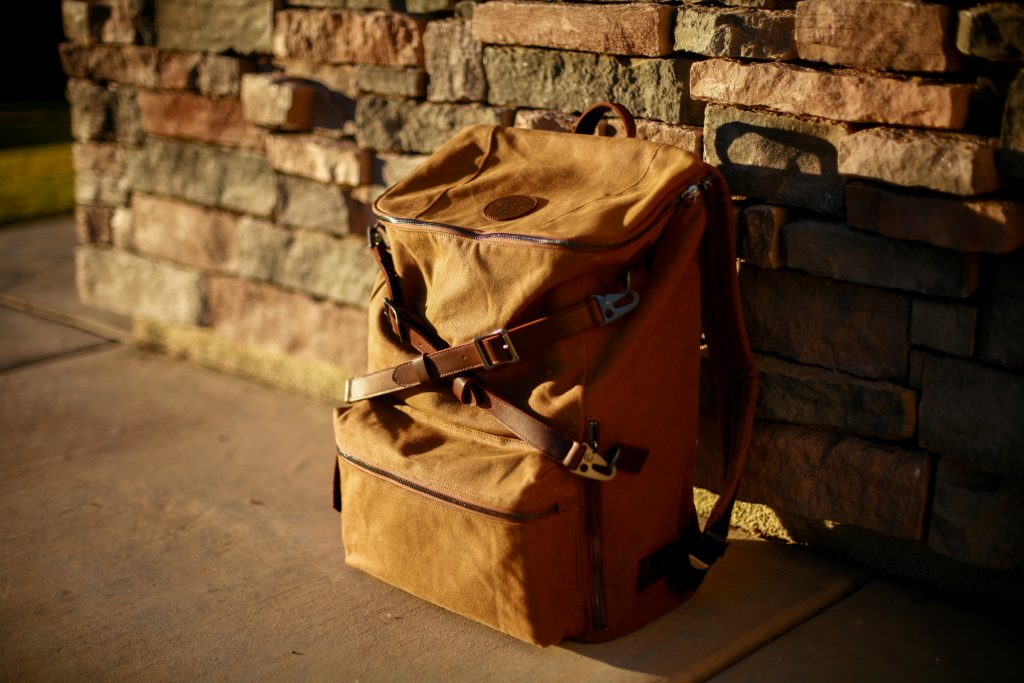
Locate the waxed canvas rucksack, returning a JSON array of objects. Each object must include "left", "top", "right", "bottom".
[{"left": 332, "top": 102, "right": 758, "bottom": 646}]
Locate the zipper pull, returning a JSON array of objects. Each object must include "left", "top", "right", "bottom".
[
  {"left": 587, "top": 419, "right": 600, "bottom": 451},
  {"left": 681, "top": 177, "right": 712, "bottom": 205},
  {"left": 681, "top": 184, "right": 702, "bottom": 204}
]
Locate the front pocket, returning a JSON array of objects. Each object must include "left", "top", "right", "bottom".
[{"left": 334, "top": 400, "right": 585, "bottom": 646}]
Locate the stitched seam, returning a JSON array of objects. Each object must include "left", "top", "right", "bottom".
[
  {"left": 346, "top": 460, "right": 562, "bottom": 524},
  {"left": 415, "top": 125, "right": 499, "bottom": 221},
  {"left": 534, "top": 142, "right": 671, "bottom": 231}
]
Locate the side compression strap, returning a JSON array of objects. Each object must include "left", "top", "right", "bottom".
[
  {"left": 699, "top": 165, "right": 758, "bottom": 546},
  {"left": 664, "top": 166, "right": 759, "bottom": 593}
]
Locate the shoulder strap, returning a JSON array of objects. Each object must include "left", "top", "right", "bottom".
[{"left": 682, "top": 165, "right": 759, "bottom": 586}]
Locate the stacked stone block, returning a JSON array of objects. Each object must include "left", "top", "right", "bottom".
[
  {"left": 693, "top": 0, "right": 1024, "bottom": 583},
  {"left": 61, "top": 1, "right": 1024, "bottom": 592}
]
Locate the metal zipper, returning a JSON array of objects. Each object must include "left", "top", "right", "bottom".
[
  {"left": 374, "top": 179, "right": 704, "bottom": 253},
  {"left": 337, "top": 448, "right": 559, "bottom": 523},
  {"left": 585, "top": 419, "right": 608, "bottom": 630},
  {"left": 377, "top": 213, "right": 605, "bottom": 249}
]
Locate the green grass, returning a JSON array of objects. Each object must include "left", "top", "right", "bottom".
[
  {"left": 0, "top": 142, "right": 75, "bottom": 225},
  {"left": 0, "top": 103, "right": 77, "bottom": 225}
]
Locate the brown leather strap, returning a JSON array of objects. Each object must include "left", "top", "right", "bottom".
[
  {"left": 692, "top": 164, "right": 759, "bottom": 566},
  {"left": 573, "top": 101, "right": 637, "bottom": 139},
  {"left": 346, "top": 296, "right": 624, "bottom": 402},
  {"left": 360, "top": 237, "right": 621, "bottom": 479},
  {"left": 369, "top": 224, "right": 406, "bottom": 339},
  {"left": 385, "top": 309, "right": 618, "bottom": 480}
]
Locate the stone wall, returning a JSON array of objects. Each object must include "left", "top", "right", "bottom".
[{"left": 61, "top": 0, "right": 1024, "bottom": 596}]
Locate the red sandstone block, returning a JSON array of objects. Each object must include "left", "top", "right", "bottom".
[
  {"left": 138, "top": 91, "right": 266, "bottom": 149},
  {"left": 62, "top": 1, "right": 96, "bottom": 45},
  {"left": 75, "top": 246, "right": 206, "bottom": 326},
  {"left": 740, "top": 264, "right": 911, "bottom": 381},
  {"left": 272, "top": 9, "right": 425, "bottom": 67},
  {"left": 690, "top": 58, "right": 971, "bottom": 129},
  {"left": 473, "top": 1, "right": 674, "bottom": 57},
  {"left": 846, "top": 182, "right": 1024, "bottom": 254},
  {"left": 838, "top": 128, "right": 1003, "bottom": 196},
  {"left": 918, "top": 352, "right": 1024, "bottom": 478},
  {"left": 67, "top": 79, "right": 113, "bottom": 142},
  {"left": 424, "top": 19, "right": 484, "bottom": 102},
  {"left": 207, "top": 276, "right": 369, "bottom": 371},
  {"left": 739, "top": 205, "right": 789, "bottom": 268},
  {"left": 72, "top": 142, "right": 125, "bottom": 176},
  {"left": 158, "top": 51, "right": 202, "bottom": 90},
  {"left": 796, "top": 0, "right": 961, "bottom": 72},
  {"left": 241, "top": 72, "right": 348, "bottom": 132},
  {"left": 956, "top": 4, "right": 1024, "bottom": 61},
  {"left": 911, "top": 299, "right": 977, "bottom": 358},
  {"left": 127, "top": 194, "right": 240, "bottom": 271},
  {"left": 783, "top": 219, "right": 980, "bottom": 298},
  {"left": 676, "top": 6, "right": 796, "bottom": 61}
]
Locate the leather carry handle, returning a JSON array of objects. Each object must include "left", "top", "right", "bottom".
[{"left": 573, "top": 101, "right": 637, "bottom": 139}]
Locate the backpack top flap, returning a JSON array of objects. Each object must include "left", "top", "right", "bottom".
[{"left": 373, "top": 124, "right": 704, "bottom": 248}]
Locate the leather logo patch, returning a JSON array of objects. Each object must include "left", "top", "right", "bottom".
[{"left": 483, "top": 195, "right": 538, "bottom": 221}]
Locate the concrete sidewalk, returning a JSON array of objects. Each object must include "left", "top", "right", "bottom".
[{"left": 0, "top": 217, "right": 1019, "bottom": 682}]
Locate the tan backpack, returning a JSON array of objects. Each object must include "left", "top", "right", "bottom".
[{"left": 332, "top": 102, "right": 758, "bottom": 646}]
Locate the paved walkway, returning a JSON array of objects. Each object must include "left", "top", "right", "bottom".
[{"left": 0, "top": 217, "right": 1019, "bottom": 682}]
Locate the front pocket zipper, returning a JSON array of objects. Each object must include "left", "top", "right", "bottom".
[
  {"left": 585, "top": 419, "right": 608, "bottom": 630},
  {"left": 337, "top": 448, "right": 560, "bottom": 523}
]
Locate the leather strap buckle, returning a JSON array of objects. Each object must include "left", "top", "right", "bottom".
[
  {"left": 473, "top": 328, "right": 520, "bottom": 369},
  {"left": 591, "top": 290, "right": 640, "bottom": 326},
  {"left": 688, "top": 531, "right": 729, "bottom": 570},
  {"left": 367, "top": 222, "right": 382, "bottom": 248},
  {"left": 566, "top": 443, "right": 618, "bottom": 481},
  {"left": 382, "top": 298, "right": 407, "bottom": 343}
]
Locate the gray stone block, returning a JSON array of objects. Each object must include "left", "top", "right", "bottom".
[
  {"left": 784, "top": 220, "right": 980, "bottom": 297},
  {"left": 704, "top": 104, "right": 852, "bottom": 215},
  {"left": 75, "top": 246, "right": 205, "bottom": 325},
  {"left": 355, "top": 95, "right": 512, "bottom": 154},
  {"left": 156, "top": 0, "right": 273, "bottom": 54},
  {"left": 740, "top": 265, "right": 911, "bottom": 381},
  {"left": 483, "top": 46, "right": 704, "bottom": 125},
  {"left": 918, "top": 353, "right": 1024, "bottom": 477},
  {"left": 128, "top": 139, "right": 277, "bottom": 217}
]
